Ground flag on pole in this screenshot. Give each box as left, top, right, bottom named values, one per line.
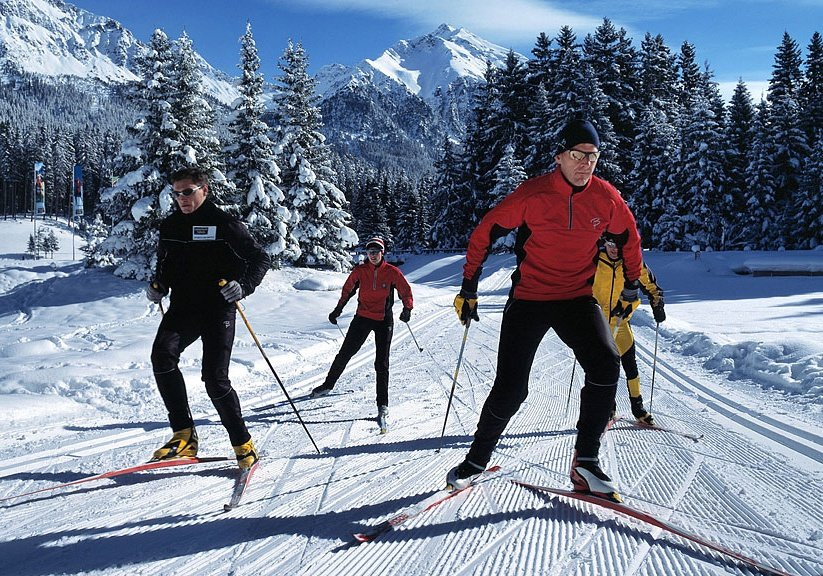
left=72, top=165, right=85, bottom=217
left=33, top=162, right=46, bottom=215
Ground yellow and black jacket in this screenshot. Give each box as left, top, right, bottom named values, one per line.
left=592, top=251, right=664, bottom=355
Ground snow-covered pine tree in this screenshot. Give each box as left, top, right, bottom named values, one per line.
left=172, top=32, right=234, bottom=205
left=428, top=136, right=470, bottom=249
left=767, top=33, right=810, bottom=248
left=800, top=32, right=823, bottom=146
left=583, top=18, right=640, bottom=186
left=743, top=100, right=780, bottom=249
left=355, top=171, right=391, bottom=242
left=273, top=40, right=357, bottom=270
left=793, top=134, right=823, bottom=248
left=629, top=102, right=678, bottom=245
left=673, top=92, right=727, bottom=250
left=488, top=143, right=527, bottom=251
left=87, top=29, right=177, bottom=278
left=723, top=81, right=756, bottom=248
left=226, top=23, right=296, bottom=268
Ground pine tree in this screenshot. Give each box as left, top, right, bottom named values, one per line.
left=88, top=29, right=177, bottom=278
left=583, top=18, right=640, bottom=184
left=487, top=143, right=527, bottom=251
left=724, top=81, right=756, bottom=248
left=793, top=135, right=823, bottom=248
left=744, top=100, right=780, bottom=249
left=273, top=40, right=357, bottom=270
left=767, top=32, right=810, bottom=246
left=226, top=23, right=296, bottom=268
left=800, top=32, right=823, bottom=145
left=428, top=137, right=470, bottom=249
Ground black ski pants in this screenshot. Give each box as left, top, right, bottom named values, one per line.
left=324, top=314, right=393, bottom=408
left=465, top=297, right=620, bottom=467
left=150, top=305, right=251, bottom=446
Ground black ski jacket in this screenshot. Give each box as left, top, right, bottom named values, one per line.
left=154, top=200, right=270, bottom=311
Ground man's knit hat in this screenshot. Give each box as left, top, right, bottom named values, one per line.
left=558, top=119, right=600, bottom=151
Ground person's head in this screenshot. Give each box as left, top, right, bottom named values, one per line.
left=603, top=237, right=620, bottom=261
left=170, top=167, right=209, bottom=214
left=554, top=119, right=601, bottom=187
left=364, top=237, right=385, bottom=264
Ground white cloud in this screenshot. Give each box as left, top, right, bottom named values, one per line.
left=269, top=0, right=603, bottom=45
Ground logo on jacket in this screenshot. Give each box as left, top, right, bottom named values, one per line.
left=590, top=218, right=602, bottom=229
left=192, top=226, right=217, bottom=241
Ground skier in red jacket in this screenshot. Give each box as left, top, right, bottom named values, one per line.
left=447, top=119, right=643, bottom=502
left=311, top=237, right=414, bottom=426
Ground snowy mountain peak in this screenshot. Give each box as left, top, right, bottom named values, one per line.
left=317, top=23, right=520, bottom=101
left=0, top=0, right=140, bottom=83
left=0, top=0, right=238, bottom=104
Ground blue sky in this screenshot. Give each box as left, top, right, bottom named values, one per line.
left=70, top=0, right=820, bottom=100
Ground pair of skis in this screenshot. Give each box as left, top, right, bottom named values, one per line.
left=353, top=468, right=790, bottom=576
left=2, top=456, right=257, bottom=511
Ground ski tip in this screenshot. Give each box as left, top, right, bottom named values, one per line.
left=352, top=533, right=374, bottom=543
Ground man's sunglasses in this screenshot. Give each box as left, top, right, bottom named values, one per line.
left=172, top=184, right=204, bottom=197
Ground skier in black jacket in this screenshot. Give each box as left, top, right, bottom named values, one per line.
left=146, top=166, right=270, bottom=469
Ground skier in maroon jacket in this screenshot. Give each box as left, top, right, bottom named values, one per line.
left=311, top=237, right=414, bottom=425
left=447, top=119, right=643, bottom=502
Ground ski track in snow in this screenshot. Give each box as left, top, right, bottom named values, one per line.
left=0, top=252, right=821, bottom=576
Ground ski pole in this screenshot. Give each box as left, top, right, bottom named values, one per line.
left=219, top=280, right=320, bottom=454
left=405, top=322, right=423, bottom=352
left=336, top=322, right=345, bottom=338
left=564, top=360, right=576, bottom=418
left=437, top=319, right=471, bottom=452
left=649, top=322, right=659, bottom=411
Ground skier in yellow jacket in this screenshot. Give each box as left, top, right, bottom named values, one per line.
left=592, top=235, right=665, bottom=425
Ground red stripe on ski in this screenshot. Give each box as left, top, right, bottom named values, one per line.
left=353, top=465, right=501, bottom=543
left=1, top=456, right=231, bottom=502
left=512, top=480, right=791, bottom=576
left=224, top=460, right=259, bottom=511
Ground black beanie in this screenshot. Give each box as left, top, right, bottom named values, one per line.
left=559, top=119, right=600, bottom=151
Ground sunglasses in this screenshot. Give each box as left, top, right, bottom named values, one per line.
left=568, top=149, right=601, bottom=163
left=172, top=184, right=204, bottom=197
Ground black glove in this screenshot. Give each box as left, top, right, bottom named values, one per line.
left=146, top=281, right=168, bottom=303
left=220, top=280, right=244, bottom=303
left=610, top=280, right=640, bottom=320
left=652, top=303, right=666, bottom=323
left=399, top=307, right=411, bottom=323
left=328, top=307, right=342, bottom=325
left=454, top=290, right=479, bottom=325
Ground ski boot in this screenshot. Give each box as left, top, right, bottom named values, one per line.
left=311, top=383, right=334, bottom=398
left=570, top=451, right=622, bottom=502
left=446, top=459, right=485, bottom=491
left=630, top=395, right=656, bottom=426
left=151, top=426, right=198, bottom=461
left=233, top=438, right=259, bottom=470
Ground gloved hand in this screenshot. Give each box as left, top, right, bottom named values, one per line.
left=220, top=280, right=244, bottom=303
left=146, top=281, right=167, bottom=303
left=610, top=280, right=640, bottom=320
left=453, top=290, right=479, bottom=325
left=328, top=307, right=343, bottom=325
left=399, top=307, right=411, bottom=323
left=652, top=302, right=666, bottom=323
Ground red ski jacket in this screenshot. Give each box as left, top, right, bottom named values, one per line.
left=463, top=169, right=642, bottom=301
left=336, top=259, right=414, bottom=321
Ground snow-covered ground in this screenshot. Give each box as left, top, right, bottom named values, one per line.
left=0, top=216, right=821, bottom=576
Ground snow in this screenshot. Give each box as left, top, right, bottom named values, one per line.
left=0, top=217, right=821, bottom=576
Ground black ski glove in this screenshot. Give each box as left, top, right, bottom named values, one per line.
left=454, top=290, right=479, bottom=325
left=146, top=281, right=168, bottom=303
left=652, top=303, right=666, bottom=323
left=328, top=306, right=343, bottom=325
left=399, top=307, right=411, bottom=323
left=611, top=280, right=640, bottom=320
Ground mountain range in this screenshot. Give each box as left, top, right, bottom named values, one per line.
left=0, top=0, right=523, bottom=175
